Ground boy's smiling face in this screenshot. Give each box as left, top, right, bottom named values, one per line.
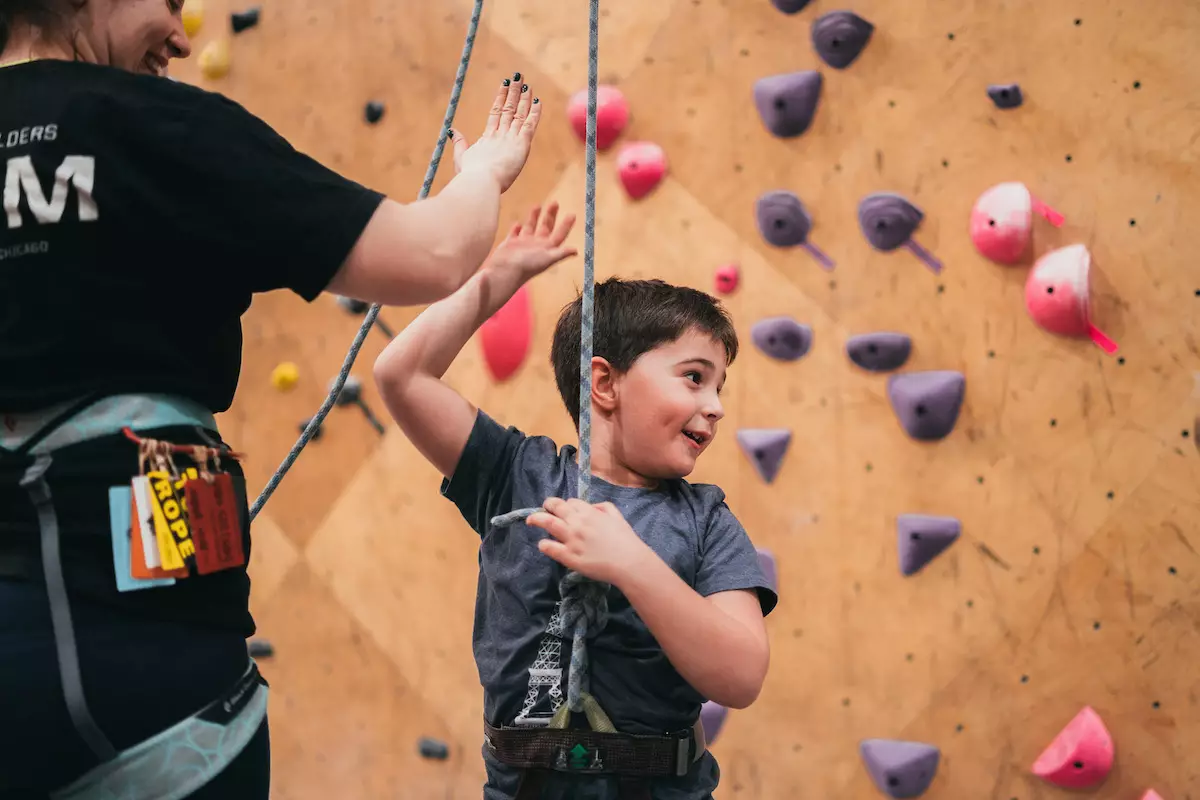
left=608, top=327, right=728, bottom=481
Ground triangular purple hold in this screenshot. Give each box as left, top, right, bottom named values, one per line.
left=987, top=83, right=1023, bottom=109
left=699, top=700, right=728, bottom=745
left=736, top=429, right=791, bottom=483
left=846, top=332, right=912, bottom=372
left=755, top=547, right=778, bottom=593
left=896, top=514, right=960, bottom=576
left=752, top=316, right=813, bottom=362
left=753, top=71, right=823, bottom=138
left=860, top=739, right=941, bottom=798
left=886, top=371, right=965, bottom=441
left=811, top=10, right=875, bottom=70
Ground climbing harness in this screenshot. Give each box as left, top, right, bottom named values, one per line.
left=1, top=394, right=266, bottom=799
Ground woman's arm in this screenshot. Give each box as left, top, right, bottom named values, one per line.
left=328, top=168, right=503, bottom=307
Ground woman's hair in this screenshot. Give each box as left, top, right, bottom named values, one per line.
left=0, top=0, right=85, bottom=54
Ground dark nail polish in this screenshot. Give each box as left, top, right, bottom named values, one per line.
left=533, top=98, right=539, bottom=104
left=513, top=71, right=521, bottom=80
left=503, top=78, right=510, bottom=86
left=521, top=83, right=529, bottom=93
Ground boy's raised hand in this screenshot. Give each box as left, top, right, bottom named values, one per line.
left=486, top=202, right=578, bottom=284
left=526, top=498, right=652, bottom=586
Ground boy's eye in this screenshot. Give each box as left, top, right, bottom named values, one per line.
left=684, top=371, right=702, bottom=384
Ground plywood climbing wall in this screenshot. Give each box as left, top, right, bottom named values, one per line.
left=169, top=0, right=1199, bottom=796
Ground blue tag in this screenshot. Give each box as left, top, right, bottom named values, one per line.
left=109, top=485, right=175, bottom=592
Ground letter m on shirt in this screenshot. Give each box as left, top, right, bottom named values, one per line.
left=4, top=155, right=98, bottom=229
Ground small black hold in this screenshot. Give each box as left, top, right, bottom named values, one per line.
left=1033, top=546, right=1040, bottom=554
left=300, top=417, right=324, bottom=440
left=942, top=159, right=950, bottom=168
left=418, top=737, right=450, bottom=760
left=1093, top=621, right=1101, bottom=630
left=231, top=6, right=262, bottom=33
left=956, top=723, right=964, bottom=732
left=888, top=99, right=896, bottom=108
left=1074, top=17, right=1082, bottom=25
left=947, top=32, right=955, bottom=40
left=1050, top=418, right=1057, bottom=427
left=937, top=284, right=946, bottom=294
left=1168, top=566, right=1177, bottom=575
left=1065, top=154, right=1073, bottom=162
left=966, top=599, right=974, bottom=608
left=1133, top=80, right=1141, bottom=89
left=976, top=476, right=984, bottom=484
left=987, top=83, right=1024, bottom=109
left=987, top=349, right=996, bottom=358
left=248, top=639, right=275, bottom=658
left=365, top=100, right=386, bottom=124
left=1130, top=219, right=1137, bottom=226
left=1020, top=674, right=1029, bottom=683
left=1183, top=429, right=1190, bottom=438
left=1117, top=356, right=1126, bottom=365
left=1152, top=701, right=1160, bottom=709
left=1106, top=490, right=1115, bottom=500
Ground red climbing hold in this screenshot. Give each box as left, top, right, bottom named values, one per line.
left=714, top=263, right=740, bottom=295
left=480, top=284, right=532, bottom=382
left=1025, top=244, right=1118, bottom=354
left=1031, top=706, right=1115, bottom=790
left=567, top=85, right=629, bottom=151
left=969, top=182, right=1064, bottom=265
left=617, top=142, right=667, bottom=200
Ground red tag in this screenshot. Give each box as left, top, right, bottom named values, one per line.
left=187, top=473, right=246, bottom=575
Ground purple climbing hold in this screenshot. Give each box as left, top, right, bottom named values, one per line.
left=700, top=700, right=728, bottom=745
left=753, top=71, right=823, bottom=139
left=860, top=738, right=941, bottom=798
left=886, top=371, right=965, bottom=441
left=736, top=428, right=792, bottom=483
left=771, top=0, right=813, bottom=13
left=987, top=83, right=1023, bottom=109
left=896, top=514, right=960, bottom=576
left=756, top=547, right=778, bottom=593
left=846, top=332, right=912, bottom=372
left=811, top=10, right=875, bottom=70
left=751, top=316, right=813, bottom=362
left=857, top=192, right=943, bottom=273
left=754, top=191, right=836, bottom=269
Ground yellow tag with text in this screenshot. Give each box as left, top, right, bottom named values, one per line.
left=147, top=467, right=200, bottom=574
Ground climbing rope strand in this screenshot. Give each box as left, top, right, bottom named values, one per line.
left=249, top=0, right=483, bottom=522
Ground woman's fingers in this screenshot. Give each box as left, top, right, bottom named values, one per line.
left=499, top=74, right=524, bottom=130
left=484, top=79, right=509, bottom=135
left=513, top=81, right=534, bottom=130
left=521, top=97, right=542, bottom=141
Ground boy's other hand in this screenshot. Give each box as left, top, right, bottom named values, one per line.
left=487, top=202, right=578, bottom=283
left=527, top=498, right=651, bottom=586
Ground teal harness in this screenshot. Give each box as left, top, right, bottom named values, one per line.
left=3, top=394, right=269, bottom=799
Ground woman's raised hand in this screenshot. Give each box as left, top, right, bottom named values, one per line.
left=452, top=72, right=541, bottom=193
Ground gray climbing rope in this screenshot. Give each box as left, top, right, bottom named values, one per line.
left=489, top=0, right=606, bottom=717
left=249, top=0, right=483, bottom=521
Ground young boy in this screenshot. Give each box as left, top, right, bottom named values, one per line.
left=373, top=202, right=778, bottom=799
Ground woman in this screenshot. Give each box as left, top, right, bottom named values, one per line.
left=0, top=0, right=542, bottom=796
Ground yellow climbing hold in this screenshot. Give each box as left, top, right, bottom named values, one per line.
left=198, top=38, right=231, bottom=79
left=271, top=362, right=299, bottom=391
left=182, top=0, right=204, bottom=38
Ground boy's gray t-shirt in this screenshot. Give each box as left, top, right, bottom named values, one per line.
left=441, top=410, right=778, bottom=799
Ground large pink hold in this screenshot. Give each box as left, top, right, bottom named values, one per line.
left=567, top=85, right=629, bottom=151
left=969, top=182, right=1064, bottom=265
left=616, top=142, right=667, bottom=200
left=1031, top=706, right=1115, bottom=789
left=1025, top=244, right=1118, bottom=354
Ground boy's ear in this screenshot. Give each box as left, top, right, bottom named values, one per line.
left=590, top=356, right=619, bottom=414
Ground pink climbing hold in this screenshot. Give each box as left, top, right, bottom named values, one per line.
left=1025, top=244, right=1118, bottom=354
left=699, top=700, right=728, bottom=745
left=714, top=263, right=740, bottom=295
left=480, top=284, right=533, bottom=382
left=616, top=141, right=667, bottom=200
left=969, top=182, right=1065, bottom=265
left=1031, top=706, right=1115, bottom=790
left=567, top=84, right=629, bottom=151
left=1140, top=791, right=1165, bottom=800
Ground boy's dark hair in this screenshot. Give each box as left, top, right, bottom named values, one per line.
left=0, top=0, right=85, bottom=54
left=551, top=277, right=739, bottom=429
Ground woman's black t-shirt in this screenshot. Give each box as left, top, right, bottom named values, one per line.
left=0, top=60, right=386, bottom=636
left=0, top=59, right=385, bottom=412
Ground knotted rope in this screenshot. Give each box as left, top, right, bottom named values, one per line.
left=489, top=0, right=607, bottom=720
left=249, top=0, right=483, bottom=521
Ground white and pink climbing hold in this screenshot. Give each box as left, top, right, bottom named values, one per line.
left=1031, top=706, right=1115, bottom=790
left=714, top=263, right=740, bottom=295
left=616, top=141, right=667, bottom=200
left=480, top=284, right=532, bottom=382
left=736, top=428, right=791, bottom=484
left=1025, top=244, right=1118, bottom=354
left=567, top=84, right=629, bottom=151
left=860, top=738, right=940, bottom=798
left=969, top=181, right=1064, bottom=265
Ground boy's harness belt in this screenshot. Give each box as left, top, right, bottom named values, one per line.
left=484, top=716, right=707, bottom=798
